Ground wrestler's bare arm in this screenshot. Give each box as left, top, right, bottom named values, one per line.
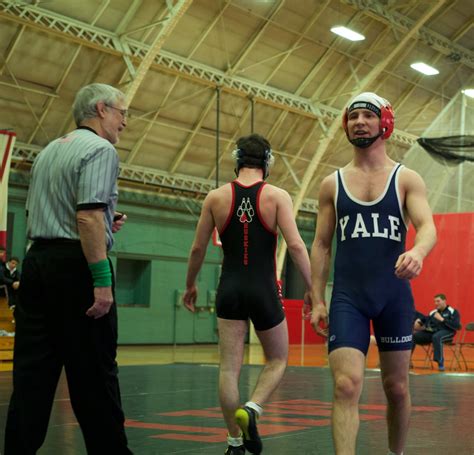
left=395, top=169, right=436, bottom=279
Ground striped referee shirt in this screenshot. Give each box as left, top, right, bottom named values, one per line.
left=26, top=127, right=119, bottom=250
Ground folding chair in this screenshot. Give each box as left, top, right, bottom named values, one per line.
left=456, top=322, right=474, bottom=371
left=446, top=331, right=462, bottom=370
left=415, top=332, right=459, bottom=370
left=416, top=343, right=433, bottom=369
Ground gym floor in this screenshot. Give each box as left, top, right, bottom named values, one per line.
left=0, top=344, right=473, bottom=454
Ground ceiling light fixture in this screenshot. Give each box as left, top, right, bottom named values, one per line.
left=330, top=26, right=365, bottom=41
left=410, top=62, right=439, bottom=76
left=461, top=89, right=474, bottom=98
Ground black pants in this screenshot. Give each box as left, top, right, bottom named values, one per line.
left=4, top=241, right=132, bottom=454
left=412, top=329, right=454, bottom=363
left=5, top=287, right=19, bottom=308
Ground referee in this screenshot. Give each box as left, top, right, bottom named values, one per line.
left=5, top=83, right=133, bottom=454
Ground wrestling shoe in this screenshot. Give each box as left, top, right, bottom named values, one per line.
left=235, top=406, right=262, bottom=454
left=438, top=361, right=445, bottom=371
left=224, top=445, right=245, bottom=454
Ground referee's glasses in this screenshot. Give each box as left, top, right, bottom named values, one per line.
left=105, top=104, right=128, bottom=118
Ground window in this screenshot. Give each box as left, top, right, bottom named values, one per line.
left=115, top=258, right=151, bottom=307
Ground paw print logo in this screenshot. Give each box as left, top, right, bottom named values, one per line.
left=236, top=197, right=254, bottom=223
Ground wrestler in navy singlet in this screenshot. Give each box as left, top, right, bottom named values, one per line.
left=329, top=163, right=414, bottom=354
left=216, top=180, right=284, bottom=331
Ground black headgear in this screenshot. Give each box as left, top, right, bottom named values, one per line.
left=233, top=147, right=273, bottom=179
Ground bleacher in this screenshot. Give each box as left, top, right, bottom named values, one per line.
left=0, top=290, right=14, bottom=366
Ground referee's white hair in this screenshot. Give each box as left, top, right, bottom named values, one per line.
left=72, top=83, right=126, bottom=126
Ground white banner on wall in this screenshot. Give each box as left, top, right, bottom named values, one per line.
left=0, top=130, right=17, bottom=251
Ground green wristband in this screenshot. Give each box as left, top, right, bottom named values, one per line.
left=88, top=259, right=112, bottom=287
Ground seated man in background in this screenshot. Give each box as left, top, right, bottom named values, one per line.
left=0, top=247, right=6, bottom=301
left=1, top=256, right=21, bottom=309
left=412, top=294, right=461, bottom=371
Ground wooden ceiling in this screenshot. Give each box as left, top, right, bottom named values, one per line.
left=1, top=0, right=473, bottom=214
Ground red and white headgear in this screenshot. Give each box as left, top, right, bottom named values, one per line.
left=342, top=92, right=395, bottom=147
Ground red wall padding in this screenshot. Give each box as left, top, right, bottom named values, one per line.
left=407, top=212, right=474, bottom=342
left=284, top=299, right=326, bottom=344
left=285, top=213, right=474, bottom=345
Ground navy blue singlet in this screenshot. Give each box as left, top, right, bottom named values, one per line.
left=215, top=181, right=284, bottom=331
left=329, top=164, right=414, bottom=354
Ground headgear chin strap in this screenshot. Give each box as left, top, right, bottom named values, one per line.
left=342, top=92, right=395, bottom=148
left=349, top=131, right=384, bottom=149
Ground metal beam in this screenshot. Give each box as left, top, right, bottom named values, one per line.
left=0, top=23, right=26, bottom=77
left=57, top=53, right=108, bottom=138
left=0, top=1, right=417, bottom=147
left=187, top=2, right=231, bottom=59
left=120, top=18, right=170, bottom=38
left=92, top=0, right=111, bottom=26
left=30, top=1, right=113, bottom=144
left=317, top=18, right=413, bottom=105
left=276, top=120, right=322, bottom=187
left=451, top=17, right=473, bottom=41
left=126, top=78, right=180, bottom=165
left=169, top=90, right=216, bottom=173
left=115, top=0, right=143, bottom=34
left=403, top=66, right=468, bottom=134
left=276, top=120, right=341, bottom=276
left=125, top=108, right=312, bottom=167
left=165, top=0, right=314, bottom=181
left=0, top=79, right=58, bottom=98
left=207, top=104, right=252, bottom=180
left=124, top=0, right=193, bottom=105
left=227, top=0, right=285, bottom=76
left=278, top=116, right=303, bottom=152
left=261, top=0, right=331, bottom=85
left=10, top=141, right=319, bottom=213
left=281, top=156, right=301, bottom=188
left=27, top=45, right=82, bottom=143
left=401, top=91, right=465, bottom=210
left=26, top=1, right=112, bottom=144
left=359, top=3, right=446, bottom=88
left=343, top=0, right=474, bottom=68
left=275, top=0, right=447, bottom=276
left=299, top=11, right=364, bottom=97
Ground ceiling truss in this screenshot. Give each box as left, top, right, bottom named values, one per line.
left=343, top=0, right=474, bottom=68
left=10, top=142, right=319, bottom=213
left=0, top=1, right=418, bottom=147
left=1, top=0, right=471, bottom=237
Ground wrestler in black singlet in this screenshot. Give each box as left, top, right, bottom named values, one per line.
left=215, top=180, right=284, bottom=331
